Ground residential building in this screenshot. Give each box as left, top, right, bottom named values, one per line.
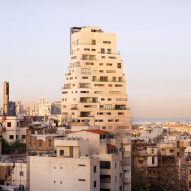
left=51, top=101, right=61, bottom=115
left=29, top=139, right=100, bottom=191
left=38, top=98, right=51, bottom=117
left=0, top=156, right=27, bottom=190
left=61, top=26, right=130, bottom=132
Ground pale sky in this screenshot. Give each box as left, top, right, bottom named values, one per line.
left=0, top=0, right=191, bottom=118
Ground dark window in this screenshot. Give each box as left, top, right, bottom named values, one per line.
left=60, top=150, right=64, bottom=156
left=152, top=157, right=155, bottom=164
left=20, top=171, right=24, bottom=176
left=94, top=166, right=96, bottom=173
left=117, top=63, right=121, bottom=68
left=78, top=179, right=86, bottom=181
left=9, top=135, right=14, bottom=140
left=170, top=149, right=174, bottom=153
left=78, top=164, right=86, bottom=166
left=94, top=181, right=96, bottom=188
left=16, top=135, right=18, bottom=140
left=7, top=122, right=11, bottom=127
left=100, top=161, right=111, bottom=169
left=101, top=48, right=105, bottom=54
left=100, top=175, right=111, bottom=183
left=22, top=135, right=26, bottom=139
left=92, top=40, right=96, bottom=45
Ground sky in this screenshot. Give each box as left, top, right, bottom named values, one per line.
left=0, top=0, right=191, bottom=118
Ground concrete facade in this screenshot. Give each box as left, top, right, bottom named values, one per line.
left=61, top=26, right=130, bottom=131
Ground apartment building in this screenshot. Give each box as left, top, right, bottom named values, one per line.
left=68, top=129, right=131, bottom=191
left=0, top=116, right=27, bottom=143
left=0, top=159, right=27, bottom=190
left=61, top=26, right=130, bottom=132
left=29, top=139, right=100, bottom=191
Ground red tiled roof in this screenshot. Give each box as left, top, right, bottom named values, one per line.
left=69, top=129, right=108, bottom=135
left=107, top=144, right=116, bottom=148
left=84, top=129, right=108, bottom=135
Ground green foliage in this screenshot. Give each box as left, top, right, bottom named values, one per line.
left=2, top=139, right=26, bottom=154
left=132, top=166, right=151, bottom=191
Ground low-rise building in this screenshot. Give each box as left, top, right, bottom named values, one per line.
left=29, top=139, right=100, bottom=191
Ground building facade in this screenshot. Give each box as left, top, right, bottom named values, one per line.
left=61, top=26, right=130, bottom=131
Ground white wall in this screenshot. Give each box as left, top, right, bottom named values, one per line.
left=29, top=156, right=100, bottom=191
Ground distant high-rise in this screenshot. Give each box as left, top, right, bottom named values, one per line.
left=61, top=26, right=130, bottom=131
left=3, top=81, right=9, bottom=115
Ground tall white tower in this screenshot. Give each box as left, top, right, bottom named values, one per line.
left=62, top=26, right=130, bottom=132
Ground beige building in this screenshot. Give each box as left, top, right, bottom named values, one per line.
left=3, top=81, right=9, bottom=115
left=0, top=116, right=27, bottom=143
left=61, top=26, right=130, bottom=132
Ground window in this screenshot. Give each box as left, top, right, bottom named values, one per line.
left=189, top=181, right=191, bottom=188
left=7, top=122, right=11, bottom=127
left=101, top=48, right=105, bottom=54
left=105, top=104, right=112, bottom=110
left=115, top=84, right=123, bottom=87
left=100, top=76, right=108, bottom=82
left=22, top=135, right=26, bottom=139
left=82, top=76, right=88, bottom=79
left=170, top=149, right=174, bottom=153
left=78, top=179, right=86, bottom=181
left=107, top=49, right=111, bottom=54
left=9, top=135, right=14, bottom=140
left=103, top=41, right=111, bottom=44
left=100, top=161, right=111, bottom=169
left=48, top=139, right=52, bottom=147
left=106, top=70, right=116, bottom=73
left=94, top=166, right=96, bottom=173
left=38, top=140, right=43, bottom=147
left=94, top=181, right=96, bottom=188
left=152, top=157, right=155, bottom=164
left=81, top=68, right=91, bottom=75
left=20, top=171, right=24, bottom=176
left=100, top=175, right=111, bottom=183
left=16, top=135, right=18, bottom=140
left=78, top=164, right=86, bottom=166
left=117, top=63, right=121, bottom=68
left=92, top=40, right=96, bottom=45
left=60, top=150, right=64, bottom=156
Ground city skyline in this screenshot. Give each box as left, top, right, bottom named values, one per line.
left=1, top=0, right=191, bottom=118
